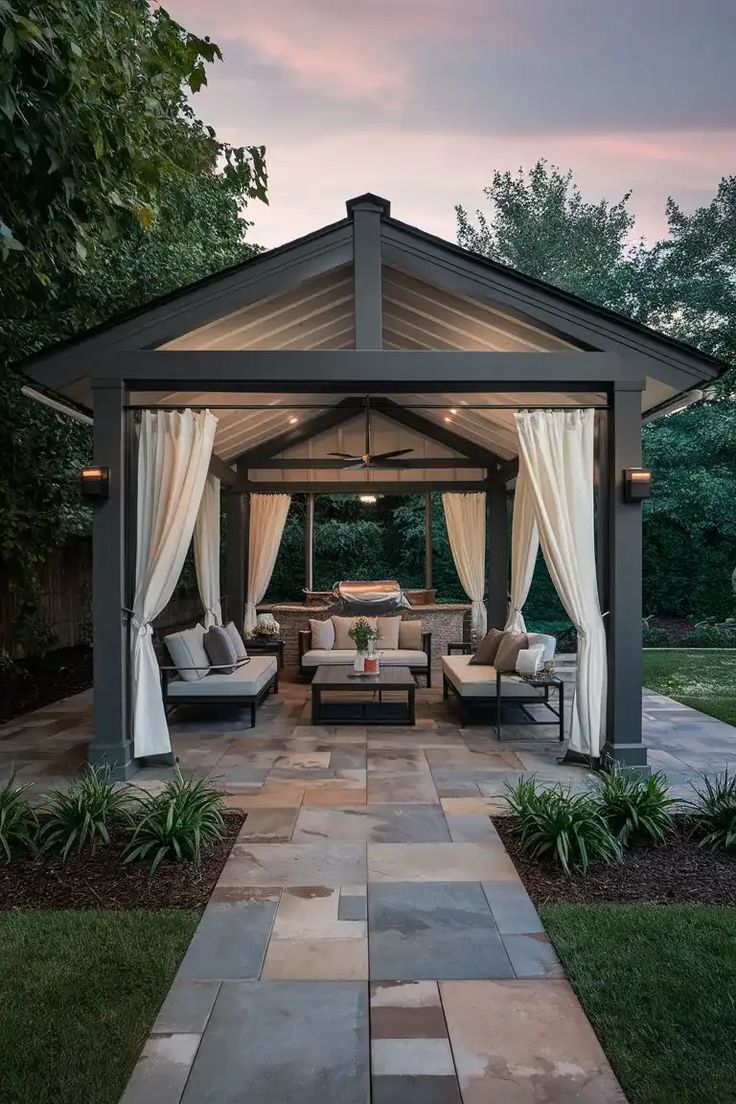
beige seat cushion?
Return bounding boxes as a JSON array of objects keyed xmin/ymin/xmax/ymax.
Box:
[
  {"xmin": 332, "ymin": 615, "xmax": 378, "ymax": 650},
  {"xmin": 398, "ymin": 620, "xmax": 423, "ymax": 649},
  {"xmin": 377, "ymin": 616, "xmax": 401, "ymax": 650},
  {"xmin": 441, "ymin": 655, "xmax": 543, "ymax": 699},
  {"xmin": 167, "ymin": 656, "xmax": 276, "ymax": 698},
  {"xmin": 302, "ymin": 649, "xmax": 427, "ymax": 669}
]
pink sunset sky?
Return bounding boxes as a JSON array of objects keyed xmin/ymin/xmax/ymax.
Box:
[{"xmin": 164, "ymin": 0, "xmax": 736, "ymax": 250}]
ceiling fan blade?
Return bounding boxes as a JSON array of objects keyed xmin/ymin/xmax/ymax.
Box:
[
  {"xmin": 329, "ymin": 451, "xmax": 360, "ymax": 459},
  {"xmin": 344, "ymin": 459, "xmax": 368, "ymax": 469},
  {"xmin": 371, "ymin": 448, "xmax": 415, "ymax": 461}
]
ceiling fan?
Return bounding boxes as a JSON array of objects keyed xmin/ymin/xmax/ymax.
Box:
[{"xmin": 329, "ymin": 395, "xmax": 415, "ymax": 469}]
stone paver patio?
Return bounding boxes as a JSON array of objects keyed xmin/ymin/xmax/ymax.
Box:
[{"xmin": 3, "ymin": 668, "xmax": 736, "ymax": 1101}]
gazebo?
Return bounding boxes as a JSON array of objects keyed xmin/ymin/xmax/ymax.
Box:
[{"xmin": 18, "ymin": 194, "xmax": 725, "ymax": 777}]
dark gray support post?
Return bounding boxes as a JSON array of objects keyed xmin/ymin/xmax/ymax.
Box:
[
  {"xmin": 87, "ymin": 379, "xmax": 134, "ymax": 779},
  {"xmin": 226, "ymin": 491, "xmax": 247, "ymax": 630},
  {"xmin": 601, "ymin": 382, "xmax": 648, "ymax": 772},
  {"xmin": 424, "ymin": 492, "xmax": 433, "ymax": 589},
  {"xmin": 348, "ymin": 194, "xmax": 387, "ymax": 349},
  {"xmin": 486, "ymin": 479, "xmax": 508, "ymax": 630},
  {"xmin": 305, "ymin": 493, "xmax": 315, "ymax": 591}
]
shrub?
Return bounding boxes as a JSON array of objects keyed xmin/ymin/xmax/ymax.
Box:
[
  {"xmin": 642, "ymin": 624, "xmax": 674, "ymax": 648},
  {"xmin": 505, "ymin": 777, "xmax": 622, "ymax": 875},
  {"xmin": 689, "ymin": 770, "xmax": 736, "ymax": 851},
  {"xmin": 0, "ymin": 776, "xmax": 38, "ymax": 861},
  {"xmin": 124, "ymin": 771, "xmax": 225, "ymax": 874},
  {"xmin": 682, "ymin": 623, "xmax": 736, "ymax": 649},
  {"xmin": 594, "ymin": 767, "xmax": 675, "ymax": 845},
  {"xmin": 39, "ymin": 765, "xmax": 131, "ymax": 860}
]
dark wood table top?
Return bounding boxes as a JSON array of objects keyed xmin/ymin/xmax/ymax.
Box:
[{"xmin": 311, "ymin": 664, "xmax": 416, "ymax": 690}]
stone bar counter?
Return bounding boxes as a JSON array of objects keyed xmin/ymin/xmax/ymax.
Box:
[{"xmin": 256, "ymin": 601, "xmax": 471, "ymax": 669}]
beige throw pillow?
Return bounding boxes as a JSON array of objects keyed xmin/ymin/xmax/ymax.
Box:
[
  {"xmin": 494, "ymin": 631, "xmax": 529, "ymax": 673},
  {"xmin": 310, "ymin": 618, "xmax": 335, "ymax": 650},
  {"xmin": 398, "ymin": 619, "xmax": 423, "ymax": 649},
  {"xmin": 377, "ymin": 616, "xmax": 401, "ymax": 650},
  {"xmin": 468, "ymin": 627, "xmax": 504, "ymax": 667},
  {"xmin": 332, "ymin": 615, "xmax": 377, "ymax": 650}
]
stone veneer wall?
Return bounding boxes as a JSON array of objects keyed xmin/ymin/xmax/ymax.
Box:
[{"xmin": 257, "ymin": 602, "xmax": 470, "ymax": 669}]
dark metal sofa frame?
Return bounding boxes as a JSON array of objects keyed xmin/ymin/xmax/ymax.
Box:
[{"xmin": 298, "ymin": 628, "xmax": 433, "ymax": 687}]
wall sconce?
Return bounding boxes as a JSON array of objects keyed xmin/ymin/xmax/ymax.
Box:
[
  {"xmin": 623, "ymin": 468, "xmax": 652, "ymax": 502},
  {"xmin": 80, "ymin": 466, "xmax": 110, "ymax": 500}
]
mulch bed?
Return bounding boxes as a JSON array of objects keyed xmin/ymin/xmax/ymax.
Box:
[
  {"xmin": 0, "ymin": 811, "xmax": 245, "ymax": 911},
  {"xmin": 495, "ymin": 815, "xmax": 736, "ymax": 907},
  {"xmin": 0, "ymin": 646, "xmax": 92, "ymax": 725}
]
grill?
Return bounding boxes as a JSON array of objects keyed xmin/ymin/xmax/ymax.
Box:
[{"xmin": 335, "ymin": 579, "xmax": 411, "ymax": 615}]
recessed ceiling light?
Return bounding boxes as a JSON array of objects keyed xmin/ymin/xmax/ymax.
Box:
[
  {"xmin": 450, "ymin": 408, "xmax": 458, "ymax": 415},
  {"xmin": 288, "ymin": 415, "xmax": 299, "ymax": 425},
  {"xmin": 444, "ymin": 416, "xmax": 452, "ymax": 423}
]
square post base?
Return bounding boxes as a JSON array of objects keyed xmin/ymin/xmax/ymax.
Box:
[
  {"xmin": 600, "ymin": 740, "xmax": 650, "ymax": 776},
  {"xmin": 86, "ymin": 739, "xmax": 137, "ymax": 781}
]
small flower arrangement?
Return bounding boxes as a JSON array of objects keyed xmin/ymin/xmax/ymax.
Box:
[{"xmin": 348, "ymin": 617, "xmax": 379, "ymax": 653}]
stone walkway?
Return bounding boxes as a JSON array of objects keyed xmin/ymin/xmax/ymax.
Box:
[
  {"xmin": 3, "ymin": 673, "xmax": 736, "ymax": 1102},
  {"xmin": 113, "ymin": 677, "xmax": 626, "ymax": 1104}
]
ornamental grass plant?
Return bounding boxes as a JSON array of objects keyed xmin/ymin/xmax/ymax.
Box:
[
  {"xmin": 39, "ymin": 765, "xmax": 131, "ymax": 860},
  {"xmin": 505, "ymin": 776, "xmax": 622, "ymax": 875},
  {"xmin": 124, "ymin": 770, "xmax": 226, "ymax": 874},
  {"xmin": 0, "ymin": 775, "xmax": 38, "ymax": 861},
  {"xmin": 689, "ymin": 770, "xmax": 736, "ymax": 852},
  {"xmin": 594, "ymin": 767, "xmax": 676, "ymax": 845}
]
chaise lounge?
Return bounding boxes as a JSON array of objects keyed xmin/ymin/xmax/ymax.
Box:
[
  {"xmin": 159, "ymin": 623, "xmax": 279, "ymax": 727},
  {"xmin": 442, "ymin": 632, "xmax": 557, "ymax": 726}
]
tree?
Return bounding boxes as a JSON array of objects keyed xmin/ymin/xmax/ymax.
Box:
[
  {"xmin": 456, "ymin": 161, "xmax": 636, "ymax": 307},
  {"xmin": 0, "ymin": 0, "xmax": 266, "ymax": 653},
  {"xmin": 457, "ymin": 162, "xmax": 736, "ymax": 624}
]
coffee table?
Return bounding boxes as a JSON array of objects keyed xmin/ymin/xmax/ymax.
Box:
[{"xmin": 311, "ymin": 665, "xmax": 416, "ymax": 726}]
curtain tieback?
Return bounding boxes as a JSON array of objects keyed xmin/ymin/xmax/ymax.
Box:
[{"xmin": 131, "ymin": 617, "xmax": 153, "ymax": 639}]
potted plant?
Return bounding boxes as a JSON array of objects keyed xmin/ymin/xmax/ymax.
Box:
[{"xmin": 348, "ymin": 617, "xmax": 379, "ymax": 674}]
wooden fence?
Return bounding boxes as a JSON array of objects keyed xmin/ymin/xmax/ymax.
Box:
[{"xmin": 0, "ymin": 540, "xmax": 207, "ymax": 658}]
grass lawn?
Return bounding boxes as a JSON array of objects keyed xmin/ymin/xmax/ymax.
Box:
[
  {"xmin": 541, "ymin": 903, "xmax": 736, "ymax": 1104},
  {"xmin": 0, "ymin": 909, "xmax": 199, "ymax": 1104},
  {"xmin": 643, "ymin": 648, "xmax": 736, "ymax": 726}
]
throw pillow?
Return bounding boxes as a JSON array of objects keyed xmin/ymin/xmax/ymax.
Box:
[
  {"xmin": 468, "ymin": 627, "xmax": 504, "ymax": 666},
  {"xmin": 223, "ymin": 621, "xmax": 248, "ymax": 661},
  {"xmin": 332, "ymin": 615, "xmax": 377, "ymax": 651},
  {"xmin": 310, "ymin": 618, "xmax": 335, "ymax": 650},
  {"xmin": 203, "ymin": 626, "xmax": 238, "ymax": 674},
  {"xmin": 377, "ymin": 616, "xmax": 401, "ymax": 650},
  {"xmin": 398, "ymin": 619, "xmax": 423, "ymax": 649},
  {"xmin": 495, "ymin": 631, "xmax": 529, "ymax": 673},
  {"xmin": 515, "ymin": 643, "xmax": 545, "ymax": 676},
  {"xmin": 164, "ymin": 624, "xmax": 210, "ymax": 682}
]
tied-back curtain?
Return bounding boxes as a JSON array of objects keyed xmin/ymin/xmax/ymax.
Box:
[
  {"xmin": 515, "ymin": 409, "xmax": 606, "ymax": 757},
  {"xmin": 442, "ymin": 492, "xmax": 487, "ymax": 639},
  {"xmin": 132, "ymin": 410, "xmax": 217, "ymax": 758},
  {"xmin": 504, "ymin": 462, "xmax": 539, "ymax": 633},
  {"xmin": 194, "ymin": 474, "xmax": 222, "ymax": 628},
  {"xmin": 244, "ymin": 493, "xmax": 291, "ymax": 633}
]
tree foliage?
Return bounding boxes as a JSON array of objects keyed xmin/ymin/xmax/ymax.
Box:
[
  {"xmin": 0, "ymin": 0, "xmax": 265, "ymax": 653},
  {"xmin": 457, "ymin": 162, "xmax": 736, "ymax": 623}
]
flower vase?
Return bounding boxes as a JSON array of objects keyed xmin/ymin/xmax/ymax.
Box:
[
  {"xmin": 353, "ymin": 650, "xmax": 366, "ymax": 674},
  {"xmin": 364, "ymin": 642, "xmax": 379, "ymax": 676}
]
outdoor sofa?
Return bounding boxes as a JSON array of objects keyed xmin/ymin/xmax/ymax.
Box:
[
  {"xmin": 442, "ymin": 631, "xmax": 557, "ymax": 726},
  {"xmin": 159, "ymin": 624, "xmax": 278, "ymax": 727},
  {"xmin": 299, "ymin": 615, "xmax": 432, "ymax": 686}
]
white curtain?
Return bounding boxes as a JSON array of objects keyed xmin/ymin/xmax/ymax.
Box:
[
  {"xmin": 194, "ymin": 474, "xmax": 222, "ymax": 628},
  {"xmin": 131, "ymin": 410, "xmax": 217, "ymax": 758},
  {"xmin": 442, "ymin": 492, "xmax": 487, "ymax": 638},
  {"xmin": 244, "ymin": 493, "xmax": 291, "ymax": 633},
  {"xmin": 504, "ymin": 462, "xmax": 539, "ymax": 633},
  {"xmin": 515, "ymin": 409, "xmax": 606, "ymax": 757}
]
